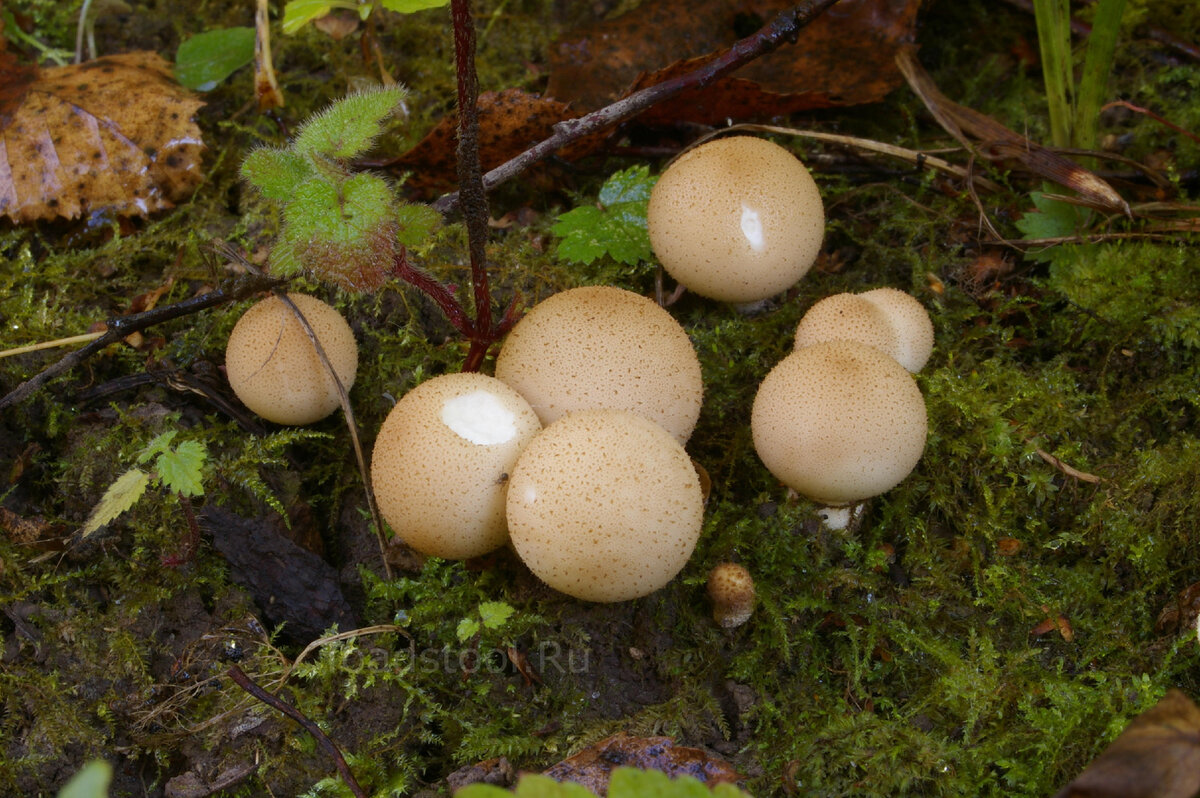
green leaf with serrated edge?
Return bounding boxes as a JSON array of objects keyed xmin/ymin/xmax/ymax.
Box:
[
  {"xmin": 137, "ymin": 430, "xmax": 179, "ymax": 465},
  {"xmin": 241, "ymin": 148, "xmax": 315, "ymax": 201},
  {"xmin": 478, "ymin": 600, "xmax": 515, "ymax": 630},
  {"xmin": 396, "ymin": 202, "xmax": 442, "ymax": 248},
  {"xmin": 155, "ymin": 440, "xmax": 208, "ymax": 497},
  {"xmin": 381, "ymin": 0, "xmax": 450, "ymax": 11},
  {"xmin": 456, "ymin": 617, "xmax": 480, "ymax": 643},
  {"xmin": 174, "ymin": 27, "xmax": 255, "ymax": 91},
  {"xmin": 552, "ymin": 166, "xmax": 657, "ymax": 266},
  {"xmin": 608, "ymin": 768, "xmax": 751, "ymax": 798},
  {"xmin": 282, "ymin": 0, "xmax": 362, "ymax": 35},
  {"xmin": 81, "ymin": 469, "xmax": 152, "ymax": 537},
  {"xmin": 291, "ymin": 87, "xmax": 408, "ymax": 159},
  {"xmin": 56, "ymin": 760, "xmax": 113, "ymax": 798}
]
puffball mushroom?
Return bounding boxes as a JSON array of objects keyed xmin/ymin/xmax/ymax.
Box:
[
  {"xmin": 646, "ymin": 136, "xmax": 824, "ymax": 304},
  {"xmin": 707, "ymin": 563, "xmax": 755, "ymax": 628},
  {"xmin": 751, "ymin": 340, "xmax": 927, "ymax": 518},
  {"xmin": 506, "ymin": 409, "xmax": 704, "ymax": 602},
  {"xmin": 794, "ymin": 289, "xmax": 934, "ymax": 373},
  {"xmin": 494, "ymin": 285, "xmax": 703, "ymax": 444},
  {"xmin": 371, "ymin": 373, "xmax": 542, "ymax": 559},
  {"xmin": 225, "ymin": 293, "xmax": 358, "ymax": 425}
]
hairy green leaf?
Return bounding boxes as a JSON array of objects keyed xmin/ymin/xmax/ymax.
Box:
[
  {"xmin": 282, "ymin": 0, "xmax": 365, "ymax": 35},
  {"xmin": 241, "ymin": 148, "xmax": 315, "ymax": 201},
  {"xmin": 291, "ymin": 86, "xmax": 408, "ymax": 160},
  {"xmin": 478, "ymin": 600, "xmax": 515, "ymax": 631},
  {"xmin": 174, "ymin": 27, "xmax": 255, "ymax": 91},
  {"xmin": 155, "ymin": 440, "xmax": 208, "ymax": 497},
  {"xmin": 396, "ymin": 202, "xmax": 443, "ymax": 248},
  {"xmin": 456, "ymin": 617, "xmax": 481, "ymax": 643},
  {"xmin": 457, "ymin": 774, "xmax": 594, "ymax": 798}
]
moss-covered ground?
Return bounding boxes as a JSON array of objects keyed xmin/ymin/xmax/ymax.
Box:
[{"xmin": 2, "ymin": 0, "xmax": 1200, "ymax": 795}]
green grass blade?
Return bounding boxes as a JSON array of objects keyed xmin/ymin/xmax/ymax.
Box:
[
  {"xmin": 1033, "ymin": 0, "xmax": 1075, "ymax": 148},
  {"xmin": 1076, "ymin": 0, "xmax": 1128, "ymax": 151}
]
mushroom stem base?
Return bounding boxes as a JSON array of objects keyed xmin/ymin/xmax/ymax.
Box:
[{"xmin": 816, "ymin": 503, "xmax": 862, "ymax": 531}]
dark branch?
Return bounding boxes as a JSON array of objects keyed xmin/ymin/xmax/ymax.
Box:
[{"xmin": 432, "ymin": 0, "xmax": 843, "ymax": 215}]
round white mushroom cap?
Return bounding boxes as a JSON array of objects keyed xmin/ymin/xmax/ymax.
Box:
[
  {"xmin": 857, "ymin": 288, "xmax": 935, "ymax": 372},
  {"xmin": 751, "ymin": 340, "xmax": 927, "ymax": 506},
  {"xmin": 494, "ymin": 286, "xmax": 703, "ymax": 444},
  {"xmin": 225, "ymin": 293, "xmax": 358, "ymax": 425},
  {"xmin": 646, "ymin": 136, "xmax": 824, "ymax": 303},
  {"xmin": 794, "ymin": 293, "xmax": 898, "ymax": 359},
  {"xmin": 371, "ymin": 372, "xmax": 542, "ymax": 559},
  {"xmin": 506, "ymin": 409, "xmax": 704, "ymax": 602}
]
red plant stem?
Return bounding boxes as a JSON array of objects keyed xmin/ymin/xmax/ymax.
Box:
[
  {"xmin": 390, "ymin": 247, "xmax": 474, "ymax": 337},
  {"xmin": 227, "ymin": 665, "xmax": 367, "ymax": 798},
  {"xmin": 433, "ymin": 0, "xmax": 842, "ymax": 215},
  {"xmin": 450, "ymin": 0, "xmax": 495, "ymax": 368}
]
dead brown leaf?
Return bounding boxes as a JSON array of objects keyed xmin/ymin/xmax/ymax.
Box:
[
  {"xmin": 546, "ymin": 0, "xmax": 921, "ymax": 115},
  {"xmin": 0, "ymin": 52, "xmax": 205, "ymax": 222},
  {"xmin": 542, "ymin": 732, "xmax": 741, "ymax": 794},
  {"xmin": 1054, "ymin": 690, "xmax": 1200, "ymax": 798}
]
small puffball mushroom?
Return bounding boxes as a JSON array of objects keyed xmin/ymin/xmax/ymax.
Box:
[
  {"xmin": 371, "ymin": 373, "xmax": 541, "ymax": 559},
  {"xmin": 857, "ymin": 288, "xmax": 934, "ymax": 372},
  {"xmin": 751, "ymin": 340, "xmax": 927, "ymax": 515},
  {"xmin": 646, "ymin": 136, "xmax": 824, "ymax": 304},
  {"xmin": 794, "ymin": 293, "xmax": 898, "ymax": 360},
  {"xmin": 225, "ymin": 293, "xmax": 358, "ymax": 425},
  {"xmin": 794, "ymin": 289, "xmax": 934, "ymax": 373},
  {"xmin": 506, "ymin": 409, "xmax": 704, "ymax": 602},
  {"xmin": 707, "ymin": 563, "xmax": 755, "ymax": 628},
  {"xmin": 494, "ymin": 286, "xmax": 703, "ymax": 444}
]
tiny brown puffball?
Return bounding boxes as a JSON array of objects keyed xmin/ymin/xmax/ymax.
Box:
[
  {"xmin": 707, "ymin": 563, "xmax": 755, "ymax": 628},
  {"xmin": 225, "ymin": 293, "xmax": 358, "ymax": 425}
]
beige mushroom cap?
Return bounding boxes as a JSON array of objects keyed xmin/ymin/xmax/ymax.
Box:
[
  {"xmin": 371, "ymin": 373, "xmax": 542, "ymax": 559},
  {"xmin": 794, "ymin": 293, "xmax": 898, "ymax": 359},
  {"xmin": 857, "ymin": 288, "xmax": 935, "ymax": 372},
  {"xmin": 506, "ymin": 409, "xmax": 704, "ymax": 602},
  {"xmin": 225, "ymin": 293, "xmax": 358, "ymax": 425},
  {"xmin": 646, "ymin": 136, "xmax": 824, "ymax": 303},
  {"xmin": 751, "ymin": 340, "xmax": 927, "ymax": 506},
  {"xmin": 706, "ymin": 562, "xmax": 756, "ymax": 628},
  {"xmin": 494, "ymin": 286, "xmax": 703, "ymax": 444}
]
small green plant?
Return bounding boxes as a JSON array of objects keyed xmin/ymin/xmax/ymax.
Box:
[
  {"xmin": 80, "ymin": 430, "xmax": 208, "ymax": 538},
  {"xmin": 456, "ymin": 600, "xmax": 516, "ymax": 643},
  {"xmin": 282, "ymin": 0, "xmax": 450, "ymax": 35},
  {"xmin": 456, "ymin": 768, "xmax": 752, "ymax": 798},
  {"xmin": 552, "ymin": 165, "xmax": 658, "ymax": 267},
  {"xmin": 1032, "ymin": 0, "xmax": 1128, "ymax": 152},
  {"xmin": 174, "ymin": 27, "xmax": 256, "ymax": 92},
  {"xmin": 56, "ymin": 760, "xmax": 112, "ymax": 798}
]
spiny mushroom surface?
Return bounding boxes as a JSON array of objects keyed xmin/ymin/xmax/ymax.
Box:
[
  {"xmin": 505, "ymin": 409, "xmax": 704, "ymax": 602},
  {"xmin": 224, "ymin": 293, "xmax": 358, "ymax": 425},
  {"xmin": 751, "ymin": 340, "xmax": 927, "ymax": 508},
  {"xmin": 646, "ymin": 135, "xmax": 824, "ymax": 304},
  {"xmin": 371, "ymin": 372, "xmax": 541, "ymax": 559},
  {"xmin": 494, "ymin": 285, "xmax": 703, "ymax": 444}
]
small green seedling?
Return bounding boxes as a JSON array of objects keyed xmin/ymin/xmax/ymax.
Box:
[
  {"xmin": 456, "ymin": 600, "xmax": 516, "ymax": 643},
  {"xmin": 174, "ymin": 27, "xmax": 256, "ymax": 91},
  {"xmin": 282, "ymin": 0, "xmax": 450, "ymax": 36},
  {"xmin": 80, "ymin": 430, "xmax": 207, "ymax": 537},
  {"xmin": 456, "ymin": 767, "xmax": 752, "ymax": 798},
  {"xmin": 241, "ymin": 86, "xmax": 441, "ymax": 290},
  {"xmin": 552, "ymin": 165, "xmax": 658, "ymax": 267}
]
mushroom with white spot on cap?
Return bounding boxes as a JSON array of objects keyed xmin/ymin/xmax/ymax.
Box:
[
  {"xmin": 646, "ymin": 136, "xmax": 824, "ymax": 304},
  {"xmin": 495, "ymin": 285, "xmax": 703, "ymax": 444},
  {"xmin": 751, "ymin": 340, "xmax": 927, "ymax": 529},
  {"xmin": 225, "ymin": 293, "xmax": 358, "ymax": 425},
  {"xmin": 793, "ymin": 288, "xmax": 934, "ymax": 373},
  {"xmin": 505, "ymin": 409, "xmax": 704, "ymax": 602},
  {"xmin": 371, "ymin": 372, "xmax": 542, "ymax": 559}
]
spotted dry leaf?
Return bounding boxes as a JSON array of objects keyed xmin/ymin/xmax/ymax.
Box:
[{"xmin": 0, "ymin": 51, "xmax": 205, "ymax": 222}]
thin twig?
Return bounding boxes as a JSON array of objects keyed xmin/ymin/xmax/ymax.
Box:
[
  {"xmin": 275, "ymin": 293, "xmax": 392, "ymax": 580},
  {"xmin": 432, "ymin": 0, "xmax": 843, "ymax": 215},
  {"xmin": 226, "ymin": 665, "xmax": 367, "ymax": 798},
  {"xmin": 0, "ymin": 272, "xmax": 283, "ymax": 411}
]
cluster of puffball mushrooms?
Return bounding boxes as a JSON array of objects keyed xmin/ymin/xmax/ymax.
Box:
[{"xmin": 222, "ymin": 136, "xmax": 933, "ymax": 627}]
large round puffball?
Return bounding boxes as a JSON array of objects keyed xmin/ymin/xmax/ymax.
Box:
[
  {"xmin": 646, "ymin": 136, "xmax": 824, "ymax": 303},
  {"xmin": 751, "ymin": 340, "xmax": 927, "ymax": 507},
  {"xmin": 372, "ymin": 373, "xmax": 542, "ymax": 559},
  {"xmin": 225, "ymin": 293, "xmax": 358, "ymax": 425},
  {"xmin": 506, "ymin": 409, "xmax": 704, "ymax": 602},
  {"xmin": 494, "ymin": 286, "xmax": 703, "ymax": 444}
]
